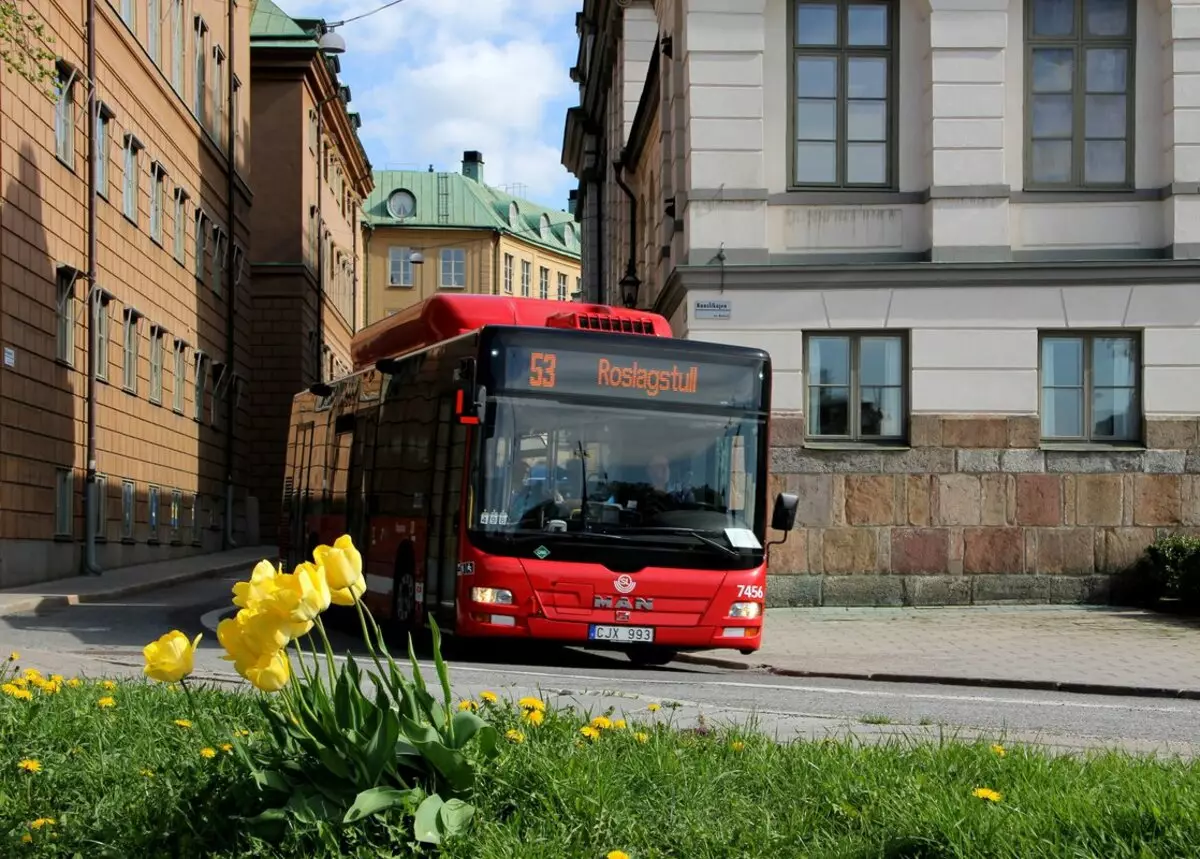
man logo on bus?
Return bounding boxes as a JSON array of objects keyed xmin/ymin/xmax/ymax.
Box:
[{"xmin": 614, "ymin": 574, "xmax": 636, "ymax": 594}]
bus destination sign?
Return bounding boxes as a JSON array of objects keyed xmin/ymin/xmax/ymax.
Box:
[{"xmin": 499, "ymin": 345, "xmax": 760, "ymax": 409}]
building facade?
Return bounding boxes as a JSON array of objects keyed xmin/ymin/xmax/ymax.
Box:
[
  {"xmin": 364, "ymin": 153, "xmax": 582, "ymax": 324},
  {"xmin": 0, "ymin": 0, "xmax": 255, "ymax": 587},
  {"xmin": 564, "ymin": 0, "xmax": 1200, "ymax": 606},
  {"xmin": 248, "ymin": 0, "xmax": 372, "ymax": 541}
]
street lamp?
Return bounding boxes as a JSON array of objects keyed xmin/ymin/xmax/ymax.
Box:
[
  {"xmin": 410, "ymin": 251, "xmax": 425, "ymax": 265},
  {"xmin": 619, "ymin": 269, "xmax": 641, "ymax": 309},
  {"xmin": 318, "ymin": 27, "xmax": 346, "ymax": 53}
]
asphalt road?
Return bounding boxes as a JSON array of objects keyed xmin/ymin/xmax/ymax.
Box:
[{"xmin": 3, "ymin": 574, "xmax": 1200, "ymax": 758}]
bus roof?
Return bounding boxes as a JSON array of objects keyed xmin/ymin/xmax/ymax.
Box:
[{"xmin": 351, "ymin": 294, "xmax": 673, "ymax": 370}]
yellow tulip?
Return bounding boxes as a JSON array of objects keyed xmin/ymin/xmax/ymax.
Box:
[
  {"xmin": 218, "ymin": 609, "xmax": 289, "ymax": 664},
  {"xmin": 313, "ymin": 535, "xmax": 364, "ymax": 592},
  {"xmin": 275, "ymin": 561, "xmax": 331, "ymax": 621},
  {"xmin": 329, "ymin": 576, "xmax": 367, "ymax": 606},
  {"xmin": 142, "ymin": 630, "xmax": 202, "ymax": 684},
  {"xmin": 232, "ymin": 560, "xmax": 283, "ymax": 609},
  {"xmin": 236, "ymin": 649, "xmax": 291, "ymax": 692}
]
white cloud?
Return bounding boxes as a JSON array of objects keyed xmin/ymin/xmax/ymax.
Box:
[{"xmin": 275, "ymin": 0, "xmax": 581, "ymax": 206}]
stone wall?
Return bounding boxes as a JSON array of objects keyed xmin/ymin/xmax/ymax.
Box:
[{"xmin": 764, "ymin": 415, "xmax": 1196, "ymax": 607}]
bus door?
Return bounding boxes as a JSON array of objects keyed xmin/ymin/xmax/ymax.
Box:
[
  {"xmin": 289, "ymin": 421, "xmax": 315, "ymax": 568},
  {"xmin": 345, "ymin": 409, "xmax": 378, "ymax": 552},
  {"xmin": 425, "ymin": 395, "xmax": 469, "ymax": 624}
]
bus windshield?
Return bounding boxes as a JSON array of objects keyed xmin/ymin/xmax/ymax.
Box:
[{"xmin": 472, "ymin": 396, "xmax": 765, "ymax": 551}]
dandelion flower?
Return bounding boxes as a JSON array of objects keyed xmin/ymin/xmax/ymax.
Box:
[
  {"xmin": 174, "ymin": 719, "xmax": 193, "ymax": 729},
  {"xmin": 647, "ymin": 703, "xmax": 661, "ymax": 712},
  {"xmin": 634, "ymin": 731, "xmax": 649, "ymax": 744},
  {"xmin": 49, "ymin": 675, "xmax": 64, "ymax": 684},
  {"xmin": 66, "ymin": 678, "xmax": 81, "ymax": 688},
  {"xmin": 11, "ymin": 688, "xmax": 33, "ymax": 701},
  {"xmin": 505, "ymin": 729, "xmax": 525, "ymax": 744},
  {"xmin": 991, "ymin": 744, "xmax": 1006, "ymax": 758},
  {"xmin": 522, "ymin": 709, "xmax": 545, "ymax": 726},
  {"xmin": 101, "ymin": 680, "xmax": 116, "ymax": 690},
  {"xmin": 731, "ymin": 741, "xmax": 746, "ymax": 752},
  {"xmin": 97, "ymin": 696, "xmax": 116, "ymax": 709},
  {"xmin": 1, "ymin": 683, "xmax": 20, "ymax": 697},
  {"xmin": 221, "ymin": 743, "xmax": 233, "ymax": 753},
  {"xmin": 612, "ymin": 719, "xmax": 627, "ymax": 730},
  {"xmin": 11, "ymin": 676, "xmax": 27, "ymax": 687},
  {"xmin": 518, "ymin": 696, "xmax": 546, "ymax": 712},
  {"xmin": 234, "ymin": 729, "xmax": 251, "ymax": 738},
  {"xmin": 7, "ymin": 651, "xmax": 16, "ymax": 661},
  {"xmin": 17, "ymin": 759, "xmax": 41, "ymax": 774},
  {"xmin": 140, "ymin": 768, "xmax": 154, "ymax": 778},
  {"xmin": 20, "ymin": 834, "xmax": 32, "ymax": 844},
  {"xmin": 580, "ymin": 726, "xmax": 601, "ymax": 741},
  {"xmin": 973, "ymin": 787, "xmax": 1002, "ymax": 803},
  {"xmin": 29, "ymin": 818, "xmax": 54, "ymax": 830},
  {"xmin": 607, "ymin": 851, "xmax": 631, "ymax": 859},
  {"xmin": 200, "ymin": 747, "xmax": 217, "ymax": 759},
  {"xmin": 591, "ymin": 715, "xmax": 613, "ymax": 731},
  {"xmin": 480, "ymin": 690, "xmax": 498, "ymax": 704},
  {"xmin": 457, "ymin": 700, "xmax": 478, "ymax": 712}
]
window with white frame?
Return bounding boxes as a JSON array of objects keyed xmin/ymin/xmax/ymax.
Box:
[
  {"xmin": 194, "ymin": 352, "xmax": 207, "ymax": 421},
  {"xmin": 121, "ymin": 480, "xmax": 135, "ymax": 539},
  {"xmin": 173, "ymin": 188, "xmax": 188, "ymax": 263},
  {"xmin": 55, "ymin": 468, "xmax": 73, "ymax": 537},
  {"xmin": 170, "ymin": 489, "xmax": 181, "ymax": 539},
  {"xmin": 93, "ymin": 474, "xmax": 107, "ymax": 539},
  {"xmin": 171, "ymin": 0, "xmax": 184, "ymax": 92},
  {"xmin": 538, "ymin": 267, "xmax": 549, "ymax": 300},
  {"xmin": 54, "ymin": 63, "xmax": 75, "ymax": 168},
  {"xmin": 388, "ymin": 246, "xmax": 413, "ymax": 287},
  {"xmin": 120, "ymin": 0, "xmax": 135, "ymax": 32},
  {"xmin": 56, "ymin": 266, "xmax": 77, "ymax": 365},
  {"xmin": 148, "ymin": 0, "xmax": 160, "ymax": 65},
  {"xmin": 148, "ymin": 484, "xmax": 160, "ymax": 535},
  {"xmin": 122, "ymin": 134, "xmax": 143, "ymax": 222},
  {"xmin": 308, "ymin": 109, "xmax": 317, "ymax": 151},
  {"xmin": 503, "ymin": 253, "xmax": 514, "ymax": 293},
  {"xmin": 557, "ymin": 272, "xmax": 568, "ymax": 301},
  {"xmin": 172, "ymin": 339, "xmax": 186, "ymax": 412},
  {"xmin": 805, "ymin": 332, "xmax": 907, "ymax": 441},
  {"xmin": 193, "ymin": 17, "xmax": 207, "ymax": 123},
  {"xmin": 521, "ymin": 260, "xmax": 531, "ymax": 297},
  {"xmin": 122, "ymin": 309, "xmax": 140, "ymax": 394},
  {"xmin": 194, "ymin": 210, "xmax": 207, "ymax": 280},
  {"xmin": 149, "ymin": 162, "xmax": 165, "ymax": 243},
  {"xmin": 93, "ymin": 296, "xmax": 110, "ymax": 381},
  {"xmin": 149, "ymin": 325, "xmax": 165, "ymax": 404},
  {"xmin": 95, "ymin": 103, "xmax": 112, "ymax": 197},
  {"xmin": 211, "ymin": 226, "xmax": 226, "ymax": 295},
  {"xmin": 189, "ymin": 493, "xmax": 199, "ymax": 542},
  {"xmin": 440, "ymin": 248, "xmax": 466, "ymax": 288},
  {"xmin": 1040, "ymin": 332, "xmax": 1140, "ymax": 442},
  {"xmin": 212, "ymin": 46, "xmax": 225, "ymax": 145}
]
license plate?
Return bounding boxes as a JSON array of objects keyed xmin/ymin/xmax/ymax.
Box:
[{"xmin": 588, "ymin": 625, "xmax": 655, "ymax": 643}]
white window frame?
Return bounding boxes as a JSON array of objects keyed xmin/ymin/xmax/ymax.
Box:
[
  {"xmin": 94, "ymin": 473, "xmax": 107, "ymax": 539},
  {"xmin": 172, "ymin": 339, "xmax": 186, "ymax": 413},
  {"xmin": 557, "ymin": 272, "xmax": 568, "ymax": 301},
  {"xmin": 193, "ymin": 16, "xmax": 207, "ymax": 123},
  {"xmin": 54, "ymin": 63, "xmax": 75, "ymax": 168},
  {"xmin": 55, "ymin": 468, "xmax": 73, "ymax": 537},
  {"xmin": 56, "ymin": 266, "xmax": 77, "ymax": 365},
  {"xmin": 439, "ymin": 249, "xmax": 466, "ymax": 288},
  {"xmin": 170, "ymin": 489, "xmax": 182, "ymax": 539},
  {"xmin": 194, "ymin": 209, "xmax": 207, "ymax": 281},
  {"xmin": 388, "ymin": 246, "xmax": 413, "ymax": 287},
  {"xmin": 120, "ymin": 0, "xmax": 135, "ymax": 33},
  {"xmin": 212, "ymin": 45, "xmax": 225, "ymax": 145},
  {"xmin": 121, "ymin": 480, "xmax": 135, "ymax": 540},
  {"xmin": 94, "ymin": 103, "xmax": 112, "ymax": 197},
  {"xmin": 122, "ymin": 134, "xmax": 143, "ymax": 223},
  {"xmin": 149, "ymin": 325, "xmax": 165, "ymax": 404},
  {"xmin": 521, "ymin": 260, "xmax": 531, "ymax": 297},
  {"xmin": 93, "ymin": 295, "xmax": 110, "ymax": 382},
  {"xmin": 503, "ymin": 253, "xmax": 514, "ymax": 293},
  {"xmin": 149, "ymin": 162, "xmax": 165, "ymax": 243},
  {"xmin": 173, "ymin": 188, "xmax": 188, "ymax": 263},
  {"xmin": 122, "ymin": 308, "xmax": 141, "ymax": 394},
  {"xmin": 148, "ymin": 0, "xmax": 161, "ymax": 65},
  {"xmin": 194, "ymin": 352, "xmax": 207, "ymax": 421},
  {"xmin": 148, "ymin": 484, "xmax": 160, "ymax": 535},
  {"xmin": 539, "ymin": 267, "xmax": 549, "ymax": 300},
  {"xmin": 211, "ymin": 225, "xmax": 226, "ymax": 295},
  {"xmin": 170, "ymin": 0, "xmax": 184, "ymax": 93}
]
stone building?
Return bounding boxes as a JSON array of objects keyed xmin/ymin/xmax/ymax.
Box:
[
  {"xmin": 0, "ymin": 0, "xmax": 255, "ymax": 586},
  {"xmin": 563, "ymin": 0, "xmax": 1200, "ymax": 606}
]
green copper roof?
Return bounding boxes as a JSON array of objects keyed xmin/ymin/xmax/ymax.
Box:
[
  {"xmin": 365, "ymin": 170, "xmax": 581, "ymax": 259},
  {"xmin": 249, "ymin": 0, "xmax": 318, "ymax": 47}
]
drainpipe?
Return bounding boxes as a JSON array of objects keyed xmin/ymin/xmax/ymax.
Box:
[
  {"xmin": 350, "ymin": 202, "xmax": 358, "ymax": 330},
  {"xmin": 362, "ymin": 225, "xmax": 371, "ymax": 323},
  {"xmin": 82, "ymin": 0, "xmax": 101, "ymax": 575},
  {"xmin": 222, "ymin": 0, "xmax": 237, "ymax": 549},
  {"xmin": 493, "ymin": 230, "xmax": 500, "ymax": 295},
  {"xmin": 612, "ymin": 159, "xmax": 638, "ymax": 301}
]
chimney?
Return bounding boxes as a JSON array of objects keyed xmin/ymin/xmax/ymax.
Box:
[
  {"xmin": 568, "ymin": 189, "xmax": 578, "ymax": 216},
  {"xmin": 462, "ymin": 150, "xmax": 484, "ymax": 183}
]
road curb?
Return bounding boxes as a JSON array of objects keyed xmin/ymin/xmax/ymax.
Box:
[
  {"xmin": 673, "ymin": 653, "xmax": 1200, "ymax": 701},
  {"xmin": 0, "ymin": 560, "xmax": 251, "ymax": 618}
]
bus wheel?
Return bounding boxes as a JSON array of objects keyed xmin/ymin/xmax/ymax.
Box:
[
  {"xmin": 391, "ymin": 543, "xmax": 417, "ymax": 636},
  {"xmin": 627, "ymin": 646, "xmax": 677, "ymax": 668}
]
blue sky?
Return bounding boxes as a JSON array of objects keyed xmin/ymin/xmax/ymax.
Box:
[{"xmin": 276, "ymin": 0, "xmax": 581, "ymax": 211}]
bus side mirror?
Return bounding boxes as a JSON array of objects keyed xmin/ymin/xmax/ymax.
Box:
[
  {"xmin": 771, "ymin": 492, "xmax": 798, "ymax": 533},
  {"xmin": 455, "ymin": 359, "xmax": 485, "ymax": 425}
]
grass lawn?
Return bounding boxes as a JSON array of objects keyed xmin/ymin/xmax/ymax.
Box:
[{"xmin": 4, "ymin": 662, "xmax": 1200, "ymax": 858}]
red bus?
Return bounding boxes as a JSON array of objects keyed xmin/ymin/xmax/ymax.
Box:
[{"xmin": 278, "ymin": 295, "xmax": 798, "ymax": 665}]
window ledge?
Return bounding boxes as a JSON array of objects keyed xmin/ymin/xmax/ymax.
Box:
[
  {"xmin": 170, "ymin": 539, "xmax": 183, "ymax": 547},
  {"xmin": 120, "ymin": 537, "xmax": 136, "ymax": 545},
  {"xmin": 1039, "ymin": 443, "xmax": 1146, "ymax": 453},
  {"xmin": 123, "ymin": 386, "xmax": 138, "ymax": 396},
  {"xmin": 55, "ymin": 358, "xmax": 74, "ymax": 370},
  {"xmin": 56, "ymin": 155, "xmax": 75, "ymax": 172},
  {"xmin": 147, "ymin": 538, "xmax": 161, "ymax": 546},
  {"xmin": 803, "ymin": 442, "xmax": 912, "ymax": 452},
  {"xmin": 122, "ymin": 213, "xmax": 138, "ymax": 227},
  {"xmin": 53, "ymin": 534, "xmax": 73, "ymax": 543},
  {"xmin": 150, "ymin": 235, "xmax": 163, "ymax": 248},
  {"xmin": 149, "ymin": 397, "xmax": 163, "ymax": 407}
]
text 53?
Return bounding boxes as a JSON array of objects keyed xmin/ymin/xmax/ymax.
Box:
[{"xmin": 736, "ymin": 584, "xmax": 764, "ymax": 600}]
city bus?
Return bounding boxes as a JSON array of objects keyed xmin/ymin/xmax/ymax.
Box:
[{"xmin": 278, "ymin": 294, "xmax": 798, "ymax": 665}]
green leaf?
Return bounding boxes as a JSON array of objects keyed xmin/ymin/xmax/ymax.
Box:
[
  {"xmin": 315, "ymin": 746, "xmax": 352, "ymax": 780},
  {"xmin": 286, "ymin": 787, "xmax": 344, "ymax": 825},
  {"xmin": 429, "ymin": 617, "xmax": 455, "ymax": 723},
  {"xmin": 413, "ymin": 794, "xmax": 446, "ymax": 844},
  {"xmin": 406, "ymin": 735, "xmax": 474, "ymax": 793},
  {"xmin": 438, "ymin": 798, "xmax": 475, "ymax": 838},
  {"xmin": 343, "ymin": 786, "xmax": 424, "ymax": 824},
  {"xmin": 364, "ymin": 700, "xmax": 402, "ymax": 785},
  {"xmin": 243, "ymin": 807, "xmax": 289, "ymax": 842},
  {"xmin": 448, "ymin": 709, "xmax": 492, "ymax": 752}
]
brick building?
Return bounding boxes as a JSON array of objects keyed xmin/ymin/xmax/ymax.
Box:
[
  {"xmin": 564, "ymin": 0, "xmax": 1200, "ymax": 606},
  {"xmin": 0, "ymin": 0, "xmax": 255, "ymax": 586},
  {"xmin": 248, "ymin": 0, "xmax": 372, "ymax": 540}
]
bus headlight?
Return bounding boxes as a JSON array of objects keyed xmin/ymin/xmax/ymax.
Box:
[
  {"xmin": 729, "ymin": 601, "xmax": 762, "ymax": 619},
  {"xmin": 471, "ymin": 587, "xmax": 514, "ymax": 605}
]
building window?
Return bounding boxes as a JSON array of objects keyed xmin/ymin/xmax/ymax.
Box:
[
  {"xmin": 148, "ymin": 485, "xmax": 160, "ymax": 534},
  {"xmin": 172, "ymin": 339, "xmax": 186, "ymax": 413},
  {"xmin": 189, "ymin": 493, "xmax": 199, "ymax": 542},
  {"xmin": 232, "ymin": 77, "xmax": 241, "ymax": 157},
  {"xmin": 308, "ymin": 109, "xmax": 317, "ymax": 151},
  {"xmin": 54, "ymin": 63, "xmax": 75, "ymax": 168},
  {"xmin": 93, "ymin": 474, "xmax": 107, "ymax": 539},
  {"xmin": 56, "ymin": 266, "xmax": 77, "ymax": 365},
  {"xmin": 93, "ymin": 297, "xmax": 110, "ymax": 382},
  {"xmin": 575, "ymin": 276, "xmax": 582, "ymax": 299},
  {"xmin": 557, "ymin": 272, "xmax": 568, "ymax": 301},
  {"xmin": 440, "ymin": 248, "xmax": 466, "ymax": 288},
  {"xmin": 170, "ymin": 489, "xmax": 181, "ymax": 539},
  {"xmin": 149, "ymin": 325, "xmax": 165, "ymax": 404},
  {"xmin": 503, "ymin": 254, "xmax": 514, "ymax": 293},
  {"xmin": 148, "ymin": 0, "xmax": 160, "ymax": 64},
  {"xmin": 521, "ymin": 260, "xmax": 531, "ymax": 297},
  {"xmin": 171, "ymin": 0, "xmax": 184, "ymax": 92},
  {"xmin": 149, "ymin": 163, "xmax": 165, "ymax": 244},
  {"xmin": 1026, "ymin": 0, "xmax": 1134, "ymax": 188},
  {"xmin": 173, "ymin": 189, "xmax": 188, "ymax": 263},
  {"xmin": 122, "ymin": 134, "xmax": 143, "ymax": 223},
  {"xmin": 211, "ymin": 227, "xmax": 226, "ymax": 295},
  {"xmin": 122, "ymin": 309, "xmax": 140, "ymax": 394},
  {"xmin": 54, "ymin": 468, "xmax": 73, "ymax": 537},
  {"xmin": 212, "ymin": 46, "xmax": 225, "ymax": 145},
  {"xmin": 120, "ymin": 0, "xmax": 135, "ymax": 32},
  {"xmin": 121, "ymin": 480, "xmax": 135, "ymax": 539},
  {"xmin": 194, "ymin": 210, "xmax": 207, "ymax": 281},
  {"xmin": 94, "ymin": 103, "xmax": 111, "ymax": 197},
  {"xmin": 1040, "ymin": 332, "xmax": 1139, "ymax": 442},
  {"xmin": 805, "ymin": 333, "xmax": 906, "ymax": 441},
  {"xmin": 791, "ymin": 0, "xmax": 894, "ymax": 188},
  {"xmin": 193, "ymin": 17, "xmax": 207, "ymax": 123},
  {"xmin": 388, "ymin": 246, "xmax": 413, "ymax": 287},
  {"xmin": 194, "ymin": 352, "xmax": 207, "ymax": 421},
  {"xmin": 539, "ymin": 213, "xmax": 552, "ymax": 241},
  {"xmin": 539, "ymin": 267, "xmax": 549, "ymax": 300}
]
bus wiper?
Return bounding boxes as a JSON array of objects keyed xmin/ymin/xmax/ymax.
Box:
[{"xmin": 631, "ymin": 527, "xmax": 741, "ymax": 559}]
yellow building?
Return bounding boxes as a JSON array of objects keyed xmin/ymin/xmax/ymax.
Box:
[{"xmin": 363, "ymin": 153, "xmax": 582, "ymax": 324}]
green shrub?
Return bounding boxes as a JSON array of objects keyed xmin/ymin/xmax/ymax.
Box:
[{"xmin": 1130, "ymin": 534, "xmax": 1200, "ymax": 610}]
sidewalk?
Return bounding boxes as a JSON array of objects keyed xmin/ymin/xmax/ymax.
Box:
[
  {"xmin": 679, "ymin": 606, "xmax": 1200, "ymax": 699},
  {"xmin": 0, "ymin": 545, "xmax": 274, "ymax": 616}
]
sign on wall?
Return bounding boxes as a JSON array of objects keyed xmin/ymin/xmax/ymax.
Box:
[{"xmin": 693, "ymin": 299, "xmax": 731, "ymax": 321}]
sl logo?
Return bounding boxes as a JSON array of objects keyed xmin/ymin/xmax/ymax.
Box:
[{"xmin": 614, "ymin": 574, "xmax": 636, "ymax": 594}]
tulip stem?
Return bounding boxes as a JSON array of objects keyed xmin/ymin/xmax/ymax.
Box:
[
  {"xmin": 312, "ymin": 617, "xmax": 340, "ymax": 679},
  {"xmin": 178, "ymin": 678, "xmax": 219, "ymax": 749},
  {"xmin": 351, "ymin": 601, "xmax": 390, "ymax": 688}
]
